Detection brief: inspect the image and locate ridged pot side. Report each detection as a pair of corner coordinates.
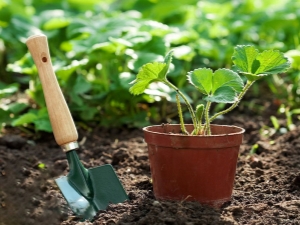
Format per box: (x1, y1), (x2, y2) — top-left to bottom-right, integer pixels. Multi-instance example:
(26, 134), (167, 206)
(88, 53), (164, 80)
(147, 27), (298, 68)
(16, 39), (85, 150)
(143, 124), (245, 208)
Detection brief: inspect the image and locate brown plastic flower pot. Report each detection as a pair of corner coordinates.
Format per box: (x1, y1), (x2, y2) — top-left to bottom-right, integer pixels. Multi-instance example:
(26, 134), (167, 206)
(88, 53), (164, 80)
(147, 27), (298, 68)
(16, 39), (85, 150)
(143, 124), (245, 208)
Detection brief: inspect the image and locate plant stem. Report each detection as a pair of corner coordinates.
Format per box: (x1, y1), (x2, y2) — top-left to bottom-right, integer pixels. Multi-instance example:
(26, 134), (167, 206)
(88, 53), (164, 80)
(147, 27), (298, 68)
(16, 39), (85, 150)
(176, 94), (189, 135)
(163, 80), (198, 130)
(195, 104), (204, 135)
(209, 80), (254, 123)
(204, 101), (212, 135)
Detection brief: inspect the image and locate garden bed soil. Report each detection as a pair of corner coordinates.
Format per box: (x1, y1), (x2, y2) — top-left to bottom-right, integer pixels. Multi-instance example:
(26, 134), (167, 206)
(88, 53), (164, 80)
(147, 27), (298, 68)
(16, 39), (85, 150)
(0, 114), (300, 225)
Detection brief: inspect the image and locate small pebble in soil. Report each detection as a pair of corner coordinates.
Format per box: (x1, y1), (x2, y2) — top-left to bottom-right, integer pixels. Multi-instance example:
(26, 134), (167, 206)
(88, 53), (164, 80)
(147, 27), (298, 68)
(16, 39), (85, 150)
(152, 200), (161, 207)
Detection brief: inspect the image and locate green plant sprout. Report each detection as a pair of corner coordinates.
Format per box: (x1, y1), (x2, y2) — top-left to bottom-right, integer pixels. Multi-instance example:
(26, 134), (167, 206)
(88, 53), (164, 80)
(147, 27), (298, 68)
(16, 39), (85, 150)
(38, 163), (46, 169)
(129, 45), (290, 135)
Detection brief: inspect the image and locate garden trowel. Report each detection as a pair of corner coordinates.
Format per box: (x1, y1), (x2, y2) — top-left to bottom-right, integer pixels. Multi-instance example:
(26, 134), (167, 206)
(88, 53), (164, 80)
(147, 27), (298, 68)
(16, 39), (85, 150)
(26, 34), (128, 220)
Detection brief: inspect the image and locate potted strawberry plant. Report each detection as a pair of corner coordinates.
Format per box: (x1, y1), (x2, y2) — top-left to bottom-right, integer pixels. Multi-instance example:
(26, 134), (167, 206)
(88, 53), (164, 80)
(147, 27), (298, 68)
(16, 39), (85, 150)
(129, 45), (290, 207)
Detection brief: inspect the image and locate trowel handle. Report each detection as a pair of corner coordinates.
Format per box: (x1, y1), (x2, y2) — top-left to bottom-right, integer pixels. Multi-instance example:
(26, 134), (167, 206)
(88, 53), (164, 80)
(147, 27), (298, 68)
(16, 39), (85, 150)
(26, 34), (78, 149)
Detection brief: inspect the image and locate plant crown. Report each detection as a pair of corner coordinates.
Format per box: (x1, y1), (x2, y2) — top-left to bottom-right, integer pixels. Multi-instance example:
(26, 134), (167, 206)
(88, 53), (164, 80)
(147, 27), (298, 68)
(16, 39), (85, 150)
(129, 45), (290, 135)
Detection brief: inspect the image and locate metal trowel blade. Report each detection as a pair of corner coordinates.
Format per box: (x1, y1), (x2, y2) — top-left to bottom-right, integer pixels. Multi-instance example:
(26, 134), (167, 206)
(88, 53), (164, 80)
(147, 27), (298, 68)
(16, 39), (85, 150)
(88, 164), (129, 210)
(55, 176), (97, 219)
(55, 164), (128, 220)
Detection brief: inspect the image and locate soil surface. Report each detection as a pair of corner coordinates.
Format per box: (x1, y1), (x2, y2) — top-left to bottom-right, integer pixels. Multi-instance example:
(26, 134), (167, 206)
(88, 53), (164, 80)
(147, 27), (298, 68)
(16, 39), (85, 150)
(1, 114), (300, 225)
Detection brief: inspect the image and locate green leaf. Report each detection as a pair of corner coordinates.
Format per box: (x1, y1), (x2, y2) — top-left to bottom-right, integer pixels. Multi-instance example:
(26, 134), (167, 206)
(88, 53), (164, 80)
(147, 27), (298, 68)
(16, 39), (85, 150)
(33, 119), (52, 132)
(122, 31), (152, 46)
(172, 45), (195, 62)
(212, 69), (244, 93)
(205, 86), (238, 103)
(91, 42), (116, 53)
(187, 68), (213, 95)
(109, 37), (133, 48)
(43, 17), (71, 30)
(10, 108), (52, 132)
(161, 50), (173, 78)
(232, 45), (290, 81)
(195, 104), (204, 122)
(56, 59), (88, 81)
(74, 75), (91, 94)
(0, 109), (12, 124)
(6, 103), (28, 114)
(164, 50), (173, 67)
(79, 107), (98, 121)
(232, 45), (259, 74)
(129, 62), (168, 95)
(12, 113), (37, 126)
(0, 83), (19, 98)
(188, 68), (244, 103)
(255, 50), (291, 75)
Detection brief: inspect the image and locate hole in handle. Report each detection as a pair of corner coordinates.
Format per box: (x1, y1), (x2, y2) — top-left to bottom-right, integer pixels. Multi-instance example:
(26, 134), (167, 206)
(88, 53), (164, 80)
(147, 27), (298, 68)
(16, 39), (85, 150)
(41, 52), (48, 63)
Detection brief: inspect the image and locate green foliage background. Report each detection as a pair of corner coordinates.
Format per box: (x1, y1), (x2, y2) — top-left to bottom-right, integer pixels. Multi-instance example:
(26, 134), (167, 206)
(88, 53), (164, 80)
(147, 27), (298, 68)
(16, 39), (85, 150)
(0, 0), (300, 132)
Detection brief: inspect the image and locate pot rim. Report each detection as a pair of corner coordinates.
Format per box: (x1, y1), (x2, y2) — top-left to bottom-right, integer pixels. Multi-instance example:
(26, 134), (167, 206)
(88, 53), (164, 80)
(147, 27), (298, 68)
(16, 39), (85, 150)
(143, 124), (245, 137)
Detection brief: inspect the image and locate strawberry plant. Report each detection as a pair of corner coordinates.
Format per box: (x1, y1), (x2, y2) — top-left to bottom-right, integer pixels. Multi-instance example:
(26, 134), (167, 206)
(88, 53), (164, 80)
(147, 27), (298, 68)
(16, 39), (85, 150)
(129, 45), (290, 135)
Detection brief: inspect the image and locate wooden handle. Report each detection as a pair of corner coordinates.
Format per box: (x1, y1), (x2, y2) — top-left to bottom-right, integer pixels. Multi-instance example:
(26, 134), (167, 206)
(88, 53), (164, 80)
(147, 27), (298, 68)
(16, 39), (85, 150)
(26, 34), (78, 146)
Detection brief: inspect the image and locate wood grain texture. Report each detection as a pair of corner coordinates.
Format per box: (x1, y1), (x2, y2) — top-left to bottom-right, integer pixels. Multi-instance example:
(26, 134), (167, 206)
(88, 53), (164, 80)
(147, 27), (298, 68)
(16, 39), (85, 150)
(26, 34), (78, 146)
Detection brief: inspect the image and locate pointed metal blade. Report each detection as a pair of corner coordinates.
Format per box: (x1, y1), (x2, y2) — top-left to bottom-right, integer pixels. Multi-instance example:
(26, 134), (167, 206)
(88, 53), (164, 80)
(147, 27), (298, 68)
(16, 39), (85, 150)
(55, 176), (97, 220)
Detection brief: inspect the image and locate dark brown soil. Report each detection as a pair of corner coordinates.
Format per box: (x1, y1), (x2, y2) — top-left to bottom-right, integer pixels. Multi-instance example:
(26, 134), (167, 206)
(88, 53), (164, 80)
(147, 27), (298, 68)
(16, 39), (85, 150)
(1, 114), (300, 225)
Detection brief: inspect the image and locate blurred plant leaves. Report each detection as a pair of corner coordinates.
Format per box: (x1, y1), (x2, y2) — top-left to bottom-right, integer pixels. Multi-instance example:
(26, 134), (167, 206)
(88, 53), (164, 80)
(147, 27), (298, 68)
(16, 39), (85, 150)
(12, 108), (52, 132)
(0, 0), (299, 131)
(0, 83), (19, 98)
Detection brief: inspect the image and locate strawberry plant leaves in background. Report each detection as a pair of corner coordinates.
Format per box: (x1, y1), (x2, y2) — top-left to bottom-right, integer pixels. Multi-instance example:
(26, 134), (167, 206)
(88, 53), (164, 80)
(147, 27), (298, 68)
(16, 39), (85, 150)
(56, 59), (88, 81)
(0, 109), (11, 125)
(11, 108), (52, 132)
(172, 45), (196, 62)
(12, 112), (37, 126)
(6, 102), (28, 114)
(0, 83), (19, 98)
(43, 17), (71, 30)
(187, 68), (244, 103)
(0, 0), (298, 131)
